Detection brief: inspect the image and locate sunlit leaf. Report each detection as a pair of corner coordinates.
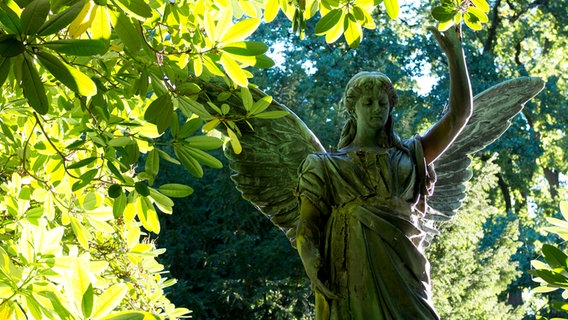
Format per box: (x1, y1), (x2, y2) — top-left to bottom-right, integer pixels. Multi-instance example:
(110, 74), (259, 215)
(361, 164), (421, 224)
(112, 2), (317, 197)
(101, 311), (160, 320)
(227, 127), (242, 154)
(264, 0), (279, 22)
(220, 18), (261, 44)
(343, 13), (362, 48)
(220, 53), (248, 87)
(91, 284), (128, 319)
(471, 0), (490, 12)
(68, 0), (96, 38)
(253, 110), (289, 119)
(325, 12), (345, 43)
(91, 5), (112, 40)
(136, 196), (160, 233)
(70, 216), (91, 249)
(384, 0), (398, 19)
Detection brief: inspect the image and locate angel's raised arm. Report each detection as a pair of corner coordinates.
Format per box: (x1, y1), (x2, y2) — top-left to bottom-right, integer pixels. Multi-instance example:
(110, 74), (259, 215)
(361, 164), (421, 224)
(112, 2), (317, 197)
(421, 26), (473, 165)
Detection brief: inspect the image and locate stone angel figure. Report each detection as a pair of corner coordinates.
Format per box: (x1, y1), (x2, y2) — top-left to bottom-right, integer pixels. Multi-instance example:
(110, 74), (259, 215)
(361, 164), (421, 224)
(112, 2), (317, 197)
(201, 27), (544, 319)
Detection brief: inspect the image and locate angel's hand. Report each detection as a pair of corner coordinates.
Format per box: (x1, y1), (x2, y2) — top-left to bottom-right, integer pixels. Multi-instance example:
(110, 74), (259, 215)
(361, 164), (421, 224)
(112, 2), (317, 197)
(428, 25), (463, 58)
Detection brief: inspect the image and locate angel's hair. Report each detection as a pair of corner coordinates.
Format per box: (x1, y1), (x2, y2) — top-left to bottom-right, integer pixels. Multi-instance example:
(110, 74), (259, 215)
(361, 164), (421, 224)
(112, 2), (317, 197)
(337, 71), (403, 150)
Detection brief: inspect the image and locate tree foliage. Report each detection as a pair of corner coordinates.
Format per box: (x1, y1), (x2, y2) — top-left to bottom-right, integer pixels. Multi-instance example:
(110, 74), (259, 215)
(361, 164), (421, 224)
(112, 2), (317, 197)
(0, 0), (564, 318)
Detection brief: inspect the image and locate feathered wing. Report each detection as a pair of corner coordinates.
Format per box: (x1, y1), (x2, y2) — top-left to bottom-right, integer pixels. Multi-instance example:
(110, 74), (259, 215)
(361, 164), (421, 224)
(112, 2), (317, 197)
(427, 77), (545, 221)
(222, 88), (325, 247)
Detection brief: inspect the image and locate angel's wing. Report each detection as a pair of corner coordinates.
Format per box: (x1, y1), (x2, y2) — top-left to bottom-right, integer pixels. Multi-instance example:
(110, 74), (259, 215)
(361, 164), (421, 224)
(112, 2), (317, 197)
(221, 88), (325, 247)
(427, 77), (545, 221)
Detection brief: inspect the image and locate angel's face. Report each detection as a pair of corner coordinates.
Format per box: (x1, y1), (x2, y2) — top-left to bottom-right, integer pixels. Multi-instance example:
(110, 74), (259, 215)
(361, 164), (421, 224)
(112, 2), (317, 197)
(353, 86), (390, 131)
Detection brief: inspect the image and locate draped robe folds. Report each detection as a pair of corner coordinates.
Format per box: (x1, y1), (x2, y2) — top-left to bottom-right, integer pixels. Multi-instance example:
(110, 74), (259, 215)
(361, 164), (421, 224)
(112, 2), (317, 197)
(297, 138), (439, 320)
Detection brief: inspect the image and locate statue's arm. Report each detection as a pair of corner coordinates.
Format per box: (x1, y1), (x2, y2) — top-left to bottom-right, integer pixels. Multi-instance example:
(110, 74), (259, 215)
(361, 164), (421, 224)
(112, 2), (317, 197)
(296, 198), (339, 299)
(421, 26), (473, 165)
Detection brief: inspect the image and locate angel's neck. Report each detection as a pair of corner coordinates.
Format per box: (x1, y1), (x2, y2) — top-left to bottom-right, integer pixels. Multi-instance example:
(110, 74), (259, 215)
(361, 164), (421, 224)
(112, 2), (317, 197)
(352, 128), (389, 148)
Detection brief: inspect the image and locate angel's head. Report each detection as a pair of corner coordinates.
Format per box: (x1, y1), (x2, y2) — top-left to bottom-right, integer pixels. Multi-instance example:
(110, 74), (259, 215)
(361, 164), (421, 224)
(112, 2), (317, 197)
(338, 72), (400, 149)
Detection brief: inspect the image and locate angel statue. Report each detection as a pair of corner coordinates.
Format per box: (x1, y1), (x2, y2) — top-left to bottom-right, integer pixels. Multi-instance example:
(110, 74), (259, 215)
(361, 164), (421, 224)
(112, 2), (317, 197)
(199, 26), (544, 319)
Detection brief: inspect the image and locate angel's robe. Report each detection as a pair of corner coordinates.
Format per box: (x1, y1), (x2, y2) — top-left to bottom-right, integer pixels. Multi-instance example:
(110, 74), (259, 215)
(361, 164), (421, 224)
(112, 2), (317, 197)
(297, 138), (439, 320)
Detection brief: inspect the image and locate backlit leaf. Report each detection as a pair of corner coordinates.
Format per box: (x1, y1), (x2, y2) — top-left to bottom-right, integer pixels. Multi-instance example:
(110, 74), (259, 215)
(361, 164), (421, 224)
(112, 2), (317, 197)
(227, 127), (242, 154)
(70, 216), (91, 249)
(264, 0), (279, 22)
(471, 0), (489, 12)
(343, 13), (362, 48)
(136, 196), (160, 233)
(0, 3), (22, 34)
(144, 94), (173, 134)
(68, 0), (96, 38)
(384, 0), (398, 19)
(220, 53), (248, 87)
(91, 283), (128, 319)
(91, 5), (112, 40)
(112, 192), (127, 218)
(220, 18), (261, 44)
(221, 41), (268, 56)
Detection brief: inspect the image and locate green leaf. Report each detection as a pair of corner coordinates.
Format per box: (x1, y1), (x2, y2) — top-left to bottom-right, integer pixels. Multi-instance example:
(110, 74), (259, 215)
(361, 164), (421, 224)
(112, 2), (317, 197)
(158, 183), (194, 198)
(157, 149), (180, 165)
(108, 136), (135, 147)
(108, 184), (123, 198)
(0, 35), (25, 57)
(21, 0), (50, 37)
(112, 192), (127, 218)
(220, 18), (260, 44)
(42, 39), (108, 56)
(542, 244), (568, 270)
(253, 110), (289, 119)
(82, 283), (94, 318)
(114, 12), (142, 52)
(315, 9), (343, 35)
(466, 5), (488, 22)
(21, 54), (49, 114)
(144, 94), (173, 134)
(249, 95), (273, 114)
(185, 135), (223, 150)
(178, 118), (202, 139)
(221, 41), (268, 56)
(72, 168), (98, 191)
(174, 144), (203, 177)
(111, 0), (153, 21)
(0, 4), (22, 34)
(432, 5), (456, 22)
(177, 96), (212, 119)
(241, 87), (253, 111)
(529, 269), (568, 286)
(149, 188), (174, 209)
(252, 54), (275, 69)
(551, 301), (568, 312)
(37, 0), (86, 36)
(36, 51), (97, 96)
(67, 156), (98, 169)
(145, 148), (159, 177)
(185, 146), (222, 168)
(135, 181), (150, 197)
(384, 0), (399, 19)
(343, 13), (362, 49)
(0, 57), (11, 88)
